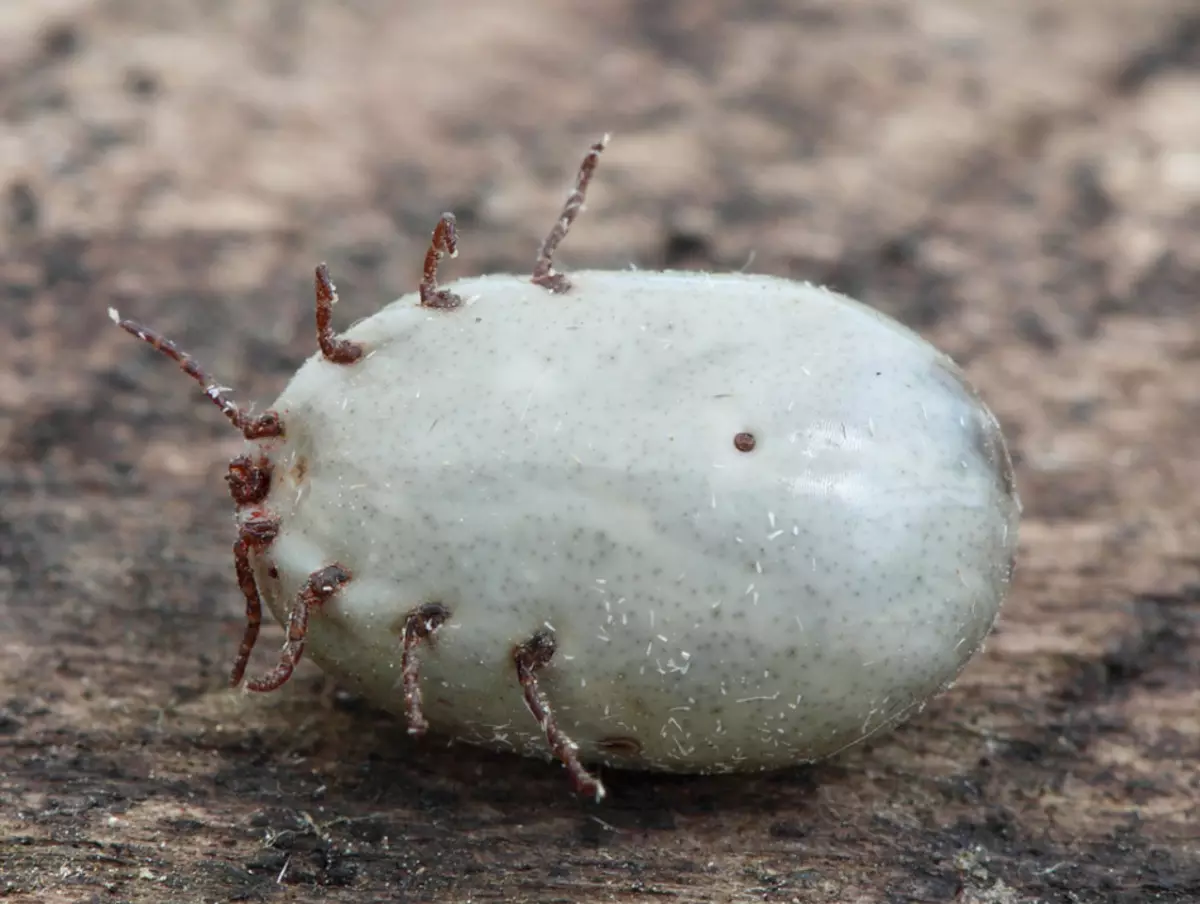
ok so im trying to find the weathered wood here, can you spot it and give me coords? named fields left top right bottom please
left=2, top=2, right=1198, bottom=901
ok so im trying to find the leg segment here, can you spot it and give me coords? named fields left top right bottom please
left=226, top=455, right=277, bottom=686
left=531, top=134, right=610, bottom=294
left=314, top=264, right=365, bottom=364
left=419, top=213, right=463, bottom=310
left=245, top=564, right=352, bottom=692
left=228, top=512, right=280, bottom=687
left=108, top=309, right=282, bottom=440
left=230, top=537, right=263, bottom=687
left=400, top=602, right=450, bottom=736
left=515, top=630, right=606, bottom=801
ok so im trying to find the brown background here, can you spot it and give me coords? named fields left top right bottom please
left=2, top=1, right=1198, bottom=902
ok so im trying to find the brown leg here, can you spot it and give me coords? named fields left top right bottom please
left=314, top=264, right=365, bottom=364
left=108, top=309, right=283, bottom=440
left=400, top=602, right=450, bottom=736
left=228, top=513, right=280, bottom=687
left=419, top=213, right=463, bottom=310
left=531, top=135, right=610, bottom=295
left=515, top=630, right=606, bottom=801
left=225, top=456, right=277, bottom=686
left=230, top=537, right=263, bottom=687
left=245, top=564, right=351, bottom=693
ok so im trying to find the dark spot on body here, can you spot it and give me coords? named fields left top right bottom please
left=734, top=432, right=756, bottom=452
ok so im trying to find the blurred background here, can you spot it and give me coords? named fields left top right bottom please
left=1, top=2, right=1197, bottom=902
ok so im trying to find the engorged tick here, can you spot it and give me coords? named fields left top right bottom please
left=110, top=135, right=1020, bottom=803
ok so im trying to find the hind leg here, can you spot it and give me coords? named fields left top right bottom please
left=515, top=629, right=606, bottom=801
left=531, top=135, right=609, bottom=294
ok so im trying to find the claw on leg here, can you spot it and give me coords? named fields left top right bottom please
left=245, top=564, right=352, bottom=693
left=515, top=630, right=606, bottom=802
left=531, top=134, right=609, bottom=295
left=401, top=602, right=450, bottom=736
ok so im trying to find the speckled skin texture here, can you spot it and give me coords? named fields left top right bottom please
left=250, top=271, right=1020, bottom=773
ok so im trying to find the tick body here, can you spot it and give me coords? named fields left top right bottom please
left=113, top=137, right=1020, bottom=801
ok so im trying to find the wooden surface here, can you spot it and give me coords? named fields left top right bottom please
left=2, top=2, right=1198, bottom=901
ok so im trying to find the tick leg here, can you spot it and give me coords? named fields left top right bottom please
left=245, top=564, right=351, bottom=693
left=531, top=134, right=609, bottom=295
left=230, top=537, right=263, bottom=687
left=400, top=602, right=450, bottom=736
left=419, top=213, right=463, bottom=310
left=108, top=309, right=283, bottom=440
left=228, top=512, right=280, bottom=687
left=514, top=630, right=606, bottom=802
left=226, top=457, right=276, bottom=687
left=314, top=264, right=365, bottom=364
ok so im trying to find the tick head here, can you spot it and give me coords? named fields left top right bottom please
left=226, top=453, right=272, bottom=507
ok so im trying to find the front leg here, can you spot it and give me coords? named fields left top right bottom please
left=244, top=564, right=352, bottom=692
